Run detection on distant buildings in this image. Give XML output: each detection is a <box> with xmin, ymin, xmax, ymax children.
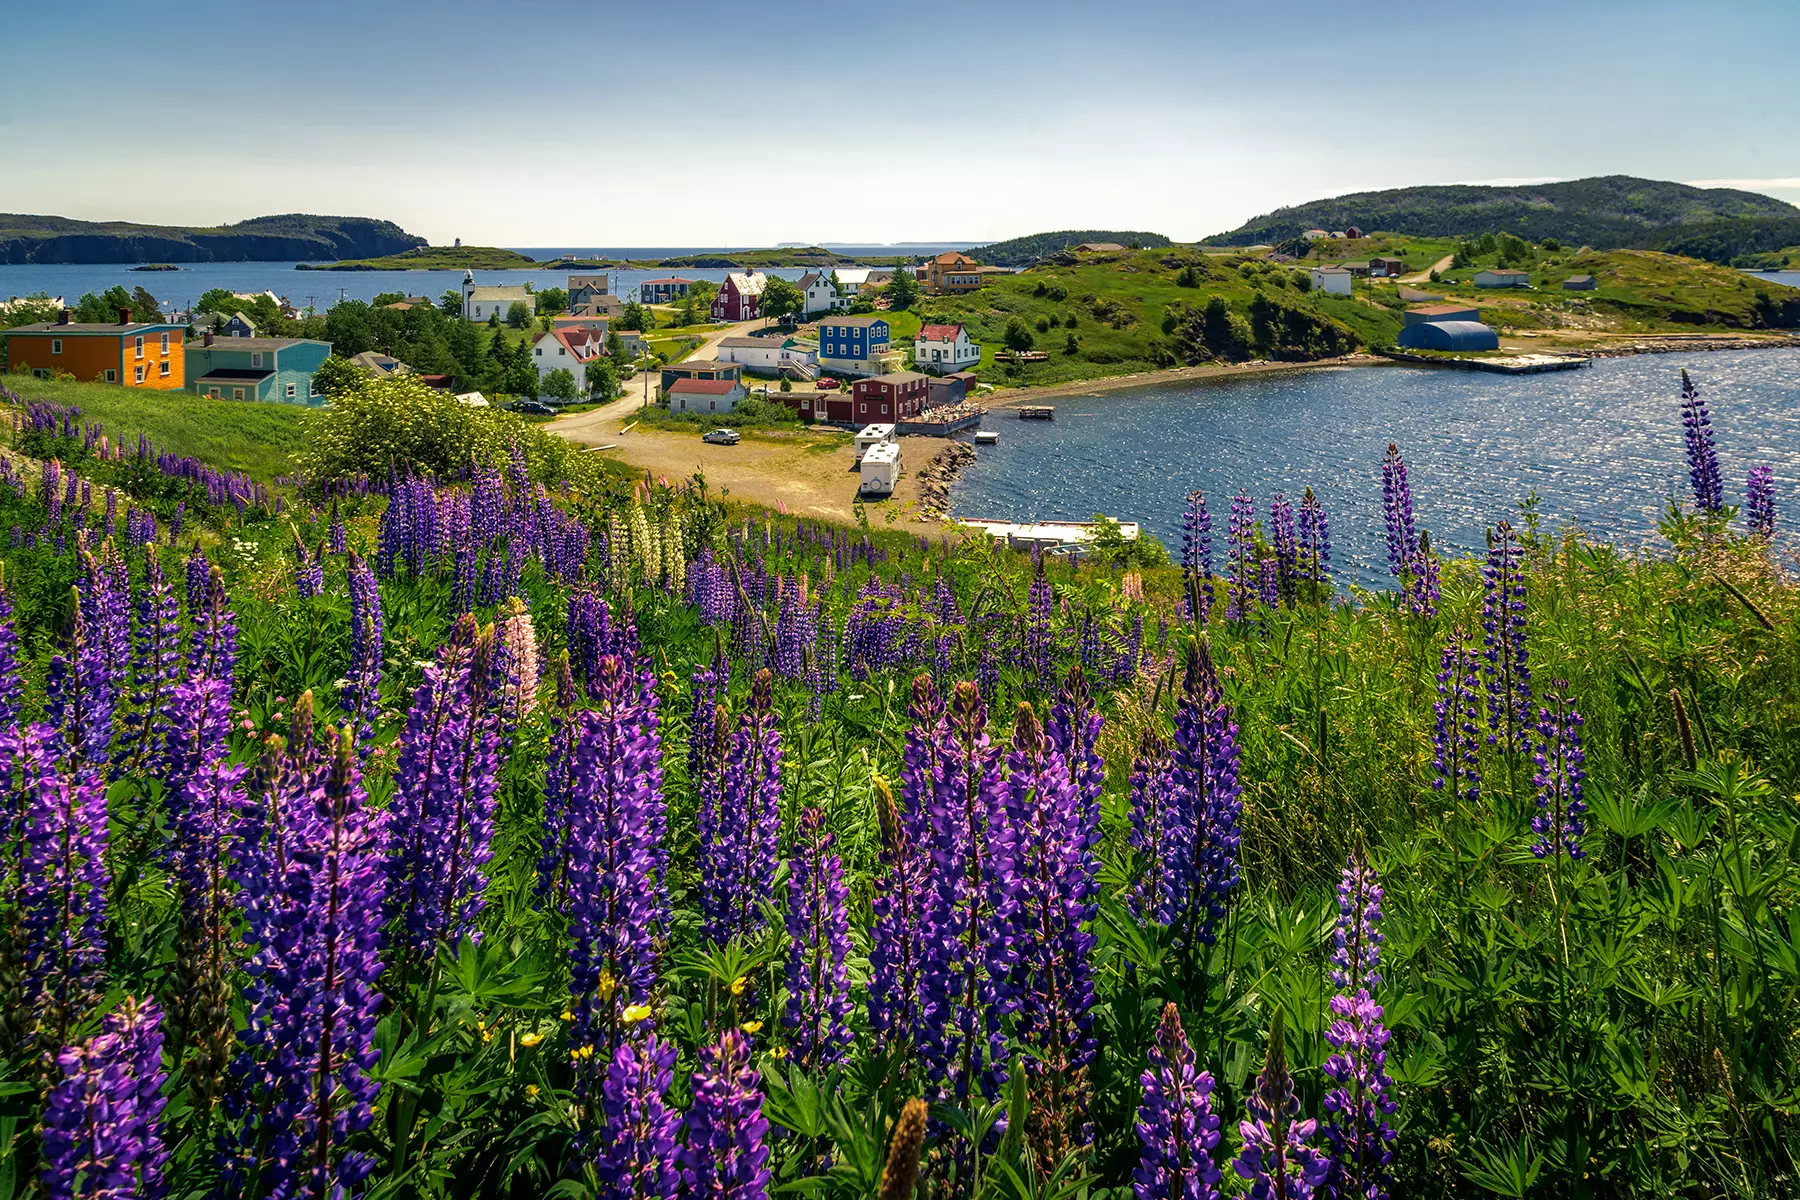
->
<box><xmin>924</xmin><ymin>252</ymin><xmax>982</xmax><ymax>294</ymax></box>
<box><xmin>223</xmin><ymin>313</ymin><xmax>258</xmax><ymax>338</ymax></box>
<box><xmin>4</xmin><ymin>310</ymin><xmax>185</xmax><ymax>388</ymax></box>
<box><xmin>1563</xmin><ymin>274</ymin><xmax>1596</xmax><ymax>291</ymax></box>
<box><xmin>1397</xmin><ymin>303</ymin><xmax>1499</xmax><ymax>351</ymax></box>
<box><xmin>1071</xmin><ymin>242</ymin><xmax>1125</xmax><ymax>253</ymax></box>
<box><xmin>349</xmin><ymin>350</ymin><xmax>411</xmax><ymax>376</ymax></box>
<box><xmin>1474</xmin><ymin>269</ymin><xmax>1531</xmax><ymax>288</ymax></box>
<box><xmin>668</xmin><ymin>377</ymin><xmax>746</xmax><ymax>413</ymax></box>
<box><xmin>1310</xmin><ymin>266</ymin><xmax>1353</xmax><ymax>296</ymax></box>
<box><xmin>639</xmin><ymin>277</ymin><xmax>696</xmax><ymax>304</ymax></box>
<box><xmin>799</xmin><ymin>271</ymin><xmax>845</xmax><ymax>316</ymax></box>
<box><xmin>660</xmin><ymin>359</ymin><xmax>742</xmax><ymax>394</ymax></box>
<box><xmin>188</xmin><ymin>334</ymin><xmax>331</xmax><ymax>404</ymax></box>
<box><xmin>914</xmin><ymin>323</ymin><xmax>981</xmax><ymax>374</ymax></box>
<box><xmin>711</xmin><ymin>271</ymin><xmax>767</xmax><ymax>321</ymax></box>
<box><xmin>461</xmin><ymin>271</ymin><xmax>532</xmax><ymax>321</ymax></box>
<box><xmin>1369</xmin><ymin>257</ymin><xmax>1407</xmax><ymax>277</ymax></box>
<box><xmin>567</xmin><ymin>274</ymin><xmax>609</xmax><ymax>312</ymax></box>
<box><xmin>816</xmin><ymin>315</ymin><xmax>899</xmax><ymax>377</ymax></box>
<box><xmin>532</xmin><ymin>328</ymin><xmax>604</xmax><ymax>391</ymax></box>
<box><xmin>850</xmin><ymin>371</ymin><xmax>929</xmax><ymax>423</ymax></box>
<box><xmin>1302</xmin><ymin>229</ymin><xmax>1330</xmax><ymax>241</ymax></box>
<box><xmin>716</xmin><ymin>335</ymin><xmax>818</xmax><ymax>378</ymax></box>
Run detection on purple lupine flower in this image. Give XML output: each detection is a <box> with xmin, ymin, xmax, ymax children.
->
<box><xmin>1133</xmin><ymin>1002</ymin><xmax>1222</xmax><ymax>1200</ymax></box>
<box><xmin>783</xmin><ymin>807</ymin><xmax>853</xmax><ymax>1070</ymax></box>
<box><xmin>1480</xmin><ymin>523</ymin><xmax>1532</xmax><ymax>753</ymax></box>
<box><xmin>118</xmin><ymin>553</ymin><xmax>184</xmax><ymax>775</ymax></box>
<box><xmin>342</xmin><ymin>552</ymin><xmax>383</xmax><ymax>748</ymax></box>
<box><xmin>1180</xmin><ymin>490</ymin><xmax>1213</xmax><ymax>624</ymax></box>
<box><xmin>566</xmin><ymin>654</ymin><xmax>668</xmax><ymax>1053</ymax></box>
<box><xmin>1258</xmin><ymin>558</ymin><xmax>1279</xmax><ymax>614</ymax></box>
<box><xmin>16</xmin><ymin>732</ymin><xmax>110</xmax><ymax>1048</ymax></box>
<box><xmin>1225</xmin><ymin>492</ymin><xmax>1256</xmax><ymax>623</ymax></box>
<box><xmin>1679</xmin><ymin>370</ymin><xmax>1724</xmax><ymax>513</ymax></box>
<box><xmin>1296</xmin><ymin>488</ymin><xmax>1332</xmax><ymax>594</ymax></box>
<box><xmin>383</xmin><ymin>617</ymin><xmax>500</xmax><ymax>964</ymax></box>
<box><xmin>1745</xmin><ymin>465</ymin><xmax>1775</xmax><ymax>537</ymax></box>
<box><xmin>1530</xmin><ymin>682</ymin><xmax>1587</xmax><ymax>860</ymax></box>
<box><xmin>868</xmin><ymin>677</ymin><xmax>942</xmax><ymax>1057</ymax></box>
<box><xmin>1380</xmin><ymin>444</ymin><xmax>1416</xmax><ymax>584</ymax></box>
<box><xmin>1431</xmin><ymin>628</ymin><xmax>1483</xmax><ymax>806</ymax></box>
<box><xmin>41</xmin><ymin>996</ymin><xmax>168</xmax><ymax>1200</ymax></box>
<box><xmin>1269</xmin><ymin>493</ymin><xmax>1297</xmax><ymax>606</ymax></box>
<box><xmin>47</xmin><ymin>578</ymin><xmax>116</xmax><ymax>770</ymax></box>
<box><xmin>539</xmin><ymin>655</ymin><xmax>581</xmax><ymax>901</ymax></box>
<box><xmin>1171</xmin><ymin>641</ymin><xmax>1242</xmax><ymax>947</ymax></box>
<box><xmin>1025</xmin><ymin>553</ymin><xmax>1055</xmax><ymax>686</ymax></box>
<box><xmin>328</xmin><ymin>502</ymin><xmax>347</xmax><ymax>555</ymax></box>
<box><xmin>996</xmin><ymin>704</ymin><xmax>1098</xmax><ymax>1149</ymax></box>
<box><xmin>234</xmin><ymin>729</ymin><xmax>385</xmax><ymax>1200</ymax></box>
<box><xmin>1233</xmin><ymin>1010</ymin><xmax>1329</xmax><ymax>1200</ymax></box>
<box><xmin>679</xmin><ymin>1030</ymin><xmax>771</xmax><ymax>1200</ymax></box>
<box><xmin>595</xmin><ymin>1033</ymin><xmax>682</xmax><ymax>1200</ymax></box>
<box><xmin>0</xmin><ymin>571</ymin><xmax>22</xmax><ymax>727</ymax></box>
<box><xmin>699</xmin><ymin>670</ymin><xmax>782</xmax><ymax>946</ymax></box>
<box><xmin>1322</xmin><ymin>848</ymin><xmax>1396</xmax><ymax>1200</ymax></box>
<box><xmin>293</xmin><ymin>532</ymin><xmax>323</xmax><ymax>600</ymax></box>
<box><xmin>184</xmin><ymin>545</ymin><xmax>209</xmax><ymax>628</ymax></box>
<box><xmin>1129</xmin><ymin>731</ymin><xmax>1186</xmax><ymax>925</ymax></box>
<box><xmin>189</xmin><ymin>564</ymin><xmax>238</xmax><ymax>686</ymax></box>
<box><xmin>921</xmin><ymin>681</ymin><xmax>1010</xmax><ymax>1110</ymax></box>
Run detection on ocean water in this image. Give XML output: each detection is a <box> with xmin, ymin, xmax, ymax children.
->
<box><xmin>0</xmin><ymin>261</ymin><xmax>817</xmax><ymax>311</ymax></box>
<box><xmin>950</xmin><ymin>348</ymin><xmax>1800</xmax><ymax>586</ymax></box>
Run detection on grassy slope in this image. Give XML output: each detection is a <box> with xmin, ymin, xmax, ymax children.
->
<box><xmin>1</xmin><ymin>373</ymin><xmax>306</xmax><ymax>481</ymax></box>
<box><xmin>302</xmin><ymin>246</ymin><xmax>538</xmax><ymax>271</ymax></box>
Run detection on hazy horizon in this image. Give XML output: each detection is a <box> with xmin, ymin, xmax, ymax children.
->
<box><xmin>5</xmin><ymin>0</ymin><xmax>1797</xmax><ymax>246</ymax></box>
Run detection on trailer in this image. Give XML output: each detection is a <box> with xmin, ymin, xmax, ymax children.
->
<box><xmin>854</xmin><ymin>423</ymin><xmax>896</xmax><ymax>462</ymax></box>
<box><xmin>859</xmin><ymin>441</ymin><xmax>900</xmax><ymax>496</ymax></box>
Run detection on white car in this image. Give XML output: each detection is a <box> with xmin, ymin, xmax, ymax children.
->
<box><xmin>702</xmin><ymin>428</ymin><xmax>740</xmax><ymax>445</ymax></box>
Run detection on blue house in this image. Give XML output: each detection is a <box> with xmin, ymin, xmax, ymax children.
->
<box><xmin>187</xmin><ymin>336</ymin><xmax>332</xmax><ymax>404</ymax></box>
<box><xmin>816</xmin><ymin>316</ymin><xmax>897</xmax><ymax>378</ymax></box>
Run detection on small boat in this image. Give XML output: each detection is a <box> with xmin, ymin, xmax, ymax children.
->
<box><xmin>974</xmin><ymin>430</ymin><xmax>999</xmax><ymax>445</ymax></box>
<box><xmin>1017</xmin><ymin>406</ymin><xmax>1055</xmax><ymax>420</ymax></box>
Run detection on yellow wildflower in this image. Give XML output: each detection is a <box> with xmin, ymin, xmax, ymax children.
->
<box><xmin>623</xmin><ymin>1004</ymin><xmax>653</xmax><ymax>1024</ymax></box>
<box><xmin>730</xmin><ymin>976</ymin><xmax>749</xmax><ymax>996</ymax></box>
<box><xmin>525</xmin><ymin>1084</ymin><xmax>540</xmax><ymax>1099</ymax></box>
<box><xmin>519</xmin><ymin>1030</ymin><xmax>545</xmax><ymax>1047</ymax></box>
<box><xmin>740</xmin><ymin>1020</ymin><xmax>763</xmax><ymax>1034</ymax></box>
<box><xmin>597</xmin><ymin>970</ymin><xmax>617</xmax><ymax>1000</ymax></box>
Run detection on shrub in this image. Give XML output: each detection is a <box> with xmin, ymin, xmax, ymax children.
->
<box><xmin>1003</xmin><ymin>317</ymin><xmax>1035</xmax><ymax>351</ymax></box>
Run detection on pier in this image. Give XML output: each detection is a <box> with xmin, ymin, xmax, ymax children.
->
<box><xmin>1382</xmin><ymin>350</ymin><xmax>1590</xmax><ymax>374</ymax></box>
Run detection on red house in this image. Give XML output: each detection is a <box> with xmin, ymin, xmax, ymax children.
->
<box><xmin>710</xmin><ymin>271</ymin><xmax>767</xmax><ymax>322</ymax></box>
<box><xmin>849</xmin><ymin>371</ymin><xmax>928</xmax><ymax>424</ymax></box>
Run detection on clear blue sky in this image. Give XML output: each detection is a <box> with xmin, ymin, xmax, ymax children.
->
<box><xmin>3</xmin><ymin>0</ymin><xmax>1795</xmax><ymax>246</ymax></box>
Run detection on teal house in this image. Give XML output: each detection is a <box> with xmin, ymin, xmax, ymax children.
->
<box><xmin>186</xmin><ymin>335</ymin><xmax>331</xmax><ymax>405</ymax></box>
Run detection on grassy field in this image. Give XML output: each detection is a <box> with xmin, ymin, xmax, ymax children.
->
<box><xmin>1</xmin><ymin>371</ymin><xmax>307</xmax><ymax>480</ymax></box>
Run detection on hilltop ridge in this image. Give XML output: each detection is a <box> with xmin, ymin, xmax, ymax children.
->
<box><xmin>0</xmin><ymin>213</ymin><xmax>425</xmax><ymax>264</ymax></box>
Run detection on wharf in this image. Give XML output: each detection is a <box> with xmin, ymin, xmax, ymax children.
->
<box><xmin>1017</xmin><ymin>405</ymin><xmax>1056</xmax><ymax>419</ymax></box>
<box><xmin>1383</xmin><ymin>350</ymin><xmax>1590</xmax><ymax>374</ymax></box>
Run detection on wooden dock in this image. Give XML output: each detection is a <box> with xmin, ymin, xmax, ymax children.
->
<box><xmin>1383</xmin><ymin>350</ymin><xmax>1590</xmax><ymax>374</ymax></box>
<box><xmin>1017</xmin><ymin>405</ymin><xmax>1055</xmax><ymax>420</ymax></box>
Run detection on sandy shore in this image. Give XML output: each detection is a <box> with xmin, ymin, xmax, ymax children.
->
<box><xmin>974</xmin><ymin>353</ymin><xmax>1391</xmax><ymax>409</ymax></box>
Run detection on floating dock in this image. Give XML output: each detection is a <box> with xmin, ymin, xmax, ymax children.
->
<box><xmin>974</xmin><ymin>430</ymin><xmax>999</xmax><ymax>445</ymax></box>
<box><xmin>1383</xmin><ymin>350</ymin><xmax>1590</xmax><ymax>374</ymax></box>
<box><xmin>956</xmin><ymin>517</ymin><xmax>1138</xmax><ymax>553</ymax></box>
<box><xmin>1017</xmin><ymin>405</ymin><xmax>1056</xmax><ymax>420</ymax></box>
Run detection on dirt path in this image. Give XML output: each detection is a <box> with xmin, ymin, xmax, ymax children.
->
<box><xmin>1398</xmin><ymin>254</ymin><xmax>1454</xmax><ymax>284</ymax></box>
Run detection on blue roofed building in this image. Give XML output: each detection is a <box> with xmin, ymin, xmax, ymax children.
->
<box><xmin>1397</xmin><ymin>320</ymin><xmax>1500</xmax><ymax>351</ymax></box>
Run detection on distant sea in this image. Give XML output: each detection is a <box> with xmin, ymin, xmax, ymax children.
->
<box><xmin>0</xmin><ymin>244</ymin><xmax>978</xmax><ymax>311</ymax></box>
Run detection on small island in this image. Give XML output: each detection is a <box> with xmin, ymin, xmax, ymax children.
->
<box><xmin>298</xmin><ymin>245</ymin><xmax>540</xmax><ymax>271</ymax></box>
<box><xmin>129</xmin><ymin>263</ymin><xmax>183</xmax><ymax>271</ymax></box>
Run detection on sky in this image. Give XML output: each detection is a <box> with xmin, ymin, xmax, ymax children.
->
<box><xmin>2</xmin><ymin>0</ymin><xmax>1797</xmax><ymax>248</ymax></box>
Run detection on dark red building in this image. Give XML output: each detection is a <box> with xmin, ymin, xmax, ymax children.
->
<box><xmin>849</xmin><ymin>371</ymin><xmax>928</xmax><ymax>424</ymax></box>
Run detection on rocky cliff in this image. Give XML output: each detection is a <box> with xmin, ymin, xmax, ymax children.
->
<box><xmin>0</xmin><ymin>214</ymin><xmax>426</xmax><ymax>264</ymax></box>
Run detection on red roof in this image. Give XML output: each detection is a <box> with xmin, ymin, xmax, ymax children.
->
<box><xmin>669</xmin><ymin>377</ymin><xmax>739</xmax><ymax>395</ymax></box>
<box><xmin>918</xmin><ymin>324</ymin><xmax>964</xmax><ymax>341</ymax></box>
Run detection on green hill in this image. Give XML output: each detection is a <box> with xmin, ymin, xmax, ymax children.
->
<box><xmin>299</xmin><ymin>245</ymin><xmax>538</xmax><ymax>271</ymax></box>
<box><xmin>0</xmin><ymin>213</ymin><xmax>424</xmax><ymax>265</ymax></box>
<box><xmin>967</xmin><ymin>230</ymin><xmax>1173</xmax><ymax>267</ymax></box>
<box><xmin>1212</xmin><ymin>176</ymin><xmax>1797</xmax><ymax>249</ymax></box>
<box><xmin>1640</xmin><ymin>215</ymin><xmax>1800</xmax><ymax>267</ymax></box>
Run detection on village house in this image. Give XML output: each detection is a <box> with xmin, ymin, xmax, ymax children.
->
<box><xmin>553</xmin><ymin>313</ymin><xmax>609</xmax><ymax>336</ymax></box>
<box><xmin>1302</xmin><ymin>229</ymin><xmax>1330</xmax><ymax>241</ymax></box>
<box><xmin>711</xmin><ymin>271</ymin><xmax>768</xmax><ymax>321</ymax></box>
<box><xmin>638</xmin><ymin>277</ymin><xmax>696</xmax><ymax>304</ymax></box>
<box><xmin>3</xmin><ymin>309</ymin><xmax>186</xmax><ymax>388</ymax></box>
<box><xmin>531</xmin><ymin>327</ymin><xmax>605</xmax><ymax>392</ymax></box>
<box><xmin>1563</xmin><ymin>275</ymin><xmax>1596</xmax><ymax>291</ymax></box>
<box><xmin>223</xmin><ymin>313</ymin><xmax>259</xmax><ymax>338</ymax></box>
<box><xmin>1369</xmin><ymin>257</ymin><xmax>1407</xmax><ymax>277</ymax></box>
<box><xmin>928</xmin><ymin>371</ymin><xmax>979</xmax><ymax>409</ymax></box>
<box><xmin>567</xmin><ymin>274</ymin><xmax>609</xmax><ymax>312</ymax></box>
<box><xmin>1072</xmin><ymin>242</ymin><xmax>1126</xmax><ymax>253</ymax></box>
<box><xmin>461</xmin><ymin>271</ymin><xmax>533</xmax><ymax>321</ymax></box>
<box><xmin>1474</xmin><ymin>269</ymin><xmax>1531</xmax><ymax>288</ymax></box>
<box><xmin>923</xmin><ymin>251</ymin><xmax>982</xmax><ymax>294</ymax></box>
<box><xmin>1397</xmin><ymin>304</ymin><xmax>1498</xmax><ymax>351</ymax></box>
<box><xmin>914</xmin><ymin>323</ymin><xmax>981</xmax><ymax>374</ymax></box>
<box><xmin>715</xmin><ymin>335</ymin><xmax>818</xmax><ymax>378</ymax></box>
<box><xmin>816</xmin><ymin>315</ymin><xmax>900</xmax><ymax>378</ymax></box>
<box><xmin>381</xmin><ymin>296</ymin><xmax>434</xmax><ymax>311</ymax></box>
<box><xmin>848</xmin><ymin>371</ymin><xmax>929</xmax><ymax>424</ymax></box>
<box><xmin>1309</xmin><ymin>266</ymin><xmax>1353</xmax><ymax>296</ymax></box>
<box><xmin>1344</xmin><ymin>226</ymin><xmax>1365</xmax><ymax>239</ymax></box>
<box><xmin>668</xmin><ymin>376</ymin><xmax>747</xmax><ymax>414</ymax></box>
<box><xmin>1338</xmin><ymin>260</ymin><xmax>1373</xmax><ymax>278</ymax></box>
<box><xmin>799</xmin><ymin>271</ymin><xmax>845</xmax><ymax>316</ymax></box>
<box><xmin>349</xmin><ymin>350</ymin><xmax>410</xmax><ymax>376</ymax></box>
<box><xmin>187</xmin><ymin>333</ymin><xmax>331</xmax><ymax>404</ymax></box>
<box><xmin>660</xmin><ymin>358</ymin><xmax>742</xmax><ymax>394</ymax></box>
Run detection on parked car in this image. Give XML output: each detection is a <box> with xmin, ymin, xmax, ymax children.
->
<box><xmin>815</xmin><ymin>377</ymin><xmax>841</xmax><ymax>390</ymax></box>
<box><xmin>510</xmin><ymin>400</ymin><xmax>556</xmax><ymax>415</ymax></box>
<box><xmin>702</xmin><ymin>428</ymin><xmax>741</xmax><ymax>445</ymax></box>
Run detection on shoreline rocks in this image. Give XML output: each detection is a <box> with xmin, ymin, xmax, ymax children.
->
<box><xmin>914</xmin><ymin>441</ymin><xmax>974</xmax><ymax>519</ymax></box>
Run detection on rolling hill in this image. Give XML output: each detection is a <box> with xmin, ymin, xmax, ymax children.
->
<box><xmin>1211</xmin><ymin>176</ymin><xmax>1797</xmax><ymax>248</ymax></box>
<box><xmin>0</xmin><ymin>213</ymin><xmax>425</xmax><ymax>264</ymax></box>
<box><xmin>967</xmin><ymin>230</ymin><xmax>1173</xmax><ymax>266</ymax></box>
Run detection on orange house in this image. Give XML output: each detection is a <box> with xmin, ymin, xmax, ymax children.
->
<box><xmin>4</xmin><ymin>310</ymin><xmax>186</xmax><ymax>390</ymax></box>
<box><xmin>924</xmin><ymin>251</ymin><xmax>983</xmax><ymax>295</ymax></box>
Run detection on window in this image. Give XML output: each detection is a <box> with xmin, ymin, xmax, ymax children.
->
<box><xmin>134</xmin><ymin>365</ymin><xmax>145</xmax><ymax>382</ymax></box>
<box><xmin>105</xmin><ymin>369</ymin><xmax>117</xmax><ymax>382</ymax></box>
<box><xmin>252</xmin><ymin>353</ymin><xmax>263</xmax><ymax>368</ymax></box>
<box><xmin>309</xmin><ymin>379</ymin><xmax>319</xmax><ymax>397</ymax></box>
<box><xmin>51</xmin><ymin>339</ymin><xmax>62</xmax><ymax>354</ymax></box>
<box><xmin>160</xmin><ymin>332</ymin><xmax>170</xmax><ymax>353</ymax></box>
<box><xmin>881</xmin><ymin>404</ymin><xmax>888</xmax><ymax>415</ymax></box>
<box><xmin>32</xmin><ymin>368</ymin><xmax>49</xmax><ymax>380</ymax></box>
<box><xmin>159</xmin><ymin>361</ymin><xmax>170</xmax><ymax>377</ymax></box>
<box><xmin>233</xmin><ymin>388</ymin><xmax>244</xmax><ymax>401</ymax></box>
<box><xmin>208</xmin><ymin>387</ymin><xmax>220</xmax><ymax>397</ymax></box>
<box><xmin>134</xmin><ymin>336</ymin><xmax>144</xmax><ymax>359</ymax></box>
<box><xmin>286</xmin><ymin>383</ymin><xmax>298</xmax><ymax>398</ymax></box>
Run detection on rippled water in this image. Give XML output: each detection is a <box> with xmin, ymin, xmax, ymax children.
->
<box><xmin>950</xmin><ymin>348</ymin><xmax>1800</xmax><ymax>585</ymax></box>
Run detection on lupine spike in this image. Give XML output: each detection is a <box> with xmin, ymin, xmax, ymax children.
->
<box><xmin>1530</xmin><ymin>682</ymin><xmax>1587</xmax><ymax>860</ymax></box>
<box><xmin>1679</xmin><ymin>369</ymin><xmax>1724</xmax><ymax>513</ymax></box>
<box><xmin>1322</xmin><ymin>847</ymin><xmax>1397</xmax><ymax>1200</ymax></box>
<box><xmin>40</xmin><ymin>996</ymin><xmax>169</xmax><ymax>1200</ymax></box>
<box><xmin>1480</xmin><ymin>523</ymin><xmax>1532</xmax><ymax>753</ymax></box>
<box><xmin>1432</xmin><ymin>627</ymin><xmax>1483</xmax><ymax>806</ymax></box>
<box><xmin>1133</xmin><ymin>1002</ymin><xmax>1222</xmax><ymax>1200</ymax></box>
<box><xmin>1233</xmin><ymin>1009</ymin><xmax>1329</xmax><ymax>1200</ymax></box>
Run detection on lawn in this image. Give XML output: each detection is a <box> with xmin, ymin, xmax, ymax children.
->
<box><xmin>0</xmin><ymin>371</ymin><xmax>307</xmax><ymax>481</ymax></box>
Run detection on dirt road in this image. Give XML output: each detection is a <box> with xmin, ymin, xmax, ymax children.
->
<box><xmin>1398</xmin><ymin>254</ymin><xmax>1454</xmax><ymax>284</ymax></box>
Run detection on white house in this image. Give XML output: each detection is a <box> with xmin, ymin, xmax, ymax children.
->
<box><xmin>913</xmin><ymin>323</ymin><xmax>981</xmax><ymax>374</ymax></box>
<box><xmin>828</xmin><ymin>267</ymin><xmax>874</xmax><ymax>295</ymax></box>
<box><xmin>799</xmin><ymin>271</ymin><xmax>847</xmax><ymax>316</ymax></box>
<box><xmin>531</xmin><ymin>328</ymin><xmax>603</xmax><ymax>390</ymax></box>
<box><xmin>1474</xmin><ymin>269</ymin><xmax>1531</xmax><ymax>288</ymax></box>
<box><xmin>1310</xmin><ymin>267</ymin><xmax>1353</xmax><ymax>296</ymax></box>
<box><xmin>462</xmin><ymin>270</ymin><xmax>534</xmax><ymax>322</ymax></box>
<box><xmin>716</xmin><ymin>335</ymin><xmax>819</xmax><ymax>377</ymax></box>
<box><xmin>668</xmin><ymin>377</ymin><xmax>747</xmax><ymax>413</ymax></box>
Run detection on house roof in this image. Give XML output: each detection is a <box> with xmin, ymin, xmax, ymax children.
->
<box><xmin>917</xmin><ymin>324</ymin><xmax>965</xmax><ymax>341</ymax></box>
<box><xmin>194</xmin><ymin>369</ymin><xmax>274</xmax><ymax>383</ymax></box>
<box><xmin>829</xmin><ymin>268</ymin><xmax>872</xmax><ymax>286</ymax></box>
<box><xmin>349</xmin><ymin>351</ymin><xmax>409</xmax><ymax>373</ymax></box>
<box><xmin>8</xmin><ymin>321</ymin><xmax>183</xmax><ymax>335</ymax></box>
<box><xmin>1338</xmin><ymin>260</ymin><xmax>1372</xmax><ymax>269</ymax></box>
<box><xmin>669</xmin><ymin>377</ymin><xmax>741</xmax><ymax>395</ymax></box>
<box><xmin>797</xmin><ymin>272</ymin><xmax>824</xmax><ymax>288</ymax></box>
<box><xmin>1312</xmin><ymin>267</ymin><xmax>1351</xmax><ymax>275</ymax></box>
<box><xmin>864</xmin><ymin>371</ymin><xmax>928</xmax><ymax>385</ymax></box>
<box><xmin>820</xmin><ymin>316</ymin><xmax>887</xmax><ymax>328</ymax></box>
<box><xmin>724</xmin><ymin>272</ymin><xmax>767</xmax><ymax>295</ymax></box>
<box><xmin>930</xmin><ymin>251</ymin><xmax>977</xmax><ymax>266</ymax></box>
<box><xmin>1074</xmin><ymin>242</ymin><xmax>1125</xmax><ymax>252</ymax></box>
<box><xmin>194</xmin><ymin>337</ymin><xmax>324</xmax><ymax>352</ymax></box>
<box><xmin>538</xmin><ymin>329</ymin><xmax>601</xmax><ymax>359</ymax></box>
<box><xmin>1407</xmin><ymin>304</ymin><xmax>1477</xmax><ymax>316</ymax></box>
<box><xmin>664</xmin><ymin>358</ymin><xmax>736</xmax><ymax>372</ymax></box>
<box><xmin>1564</xmin><ymin>274</ymin><xmax>1595</xmax><ymax>283</ymax></box>
<box><xmin>467</xmin><ymin>286</ymin><xmax>532</xmax><ymax>301</ymax></box>
<box><xmin>641</xmin><ymin>276</ymin><xmax>696</xmax><ymax>285</ymax></box>
<box><xmin>718</xmin><ymin>336</ymin><xmax>780</xmax><ymax>349</ymax></box>
<box><xmin>1477</xmin><ymin>268</ymin><xmax>1530</xmax><ymax>276</ymax></box>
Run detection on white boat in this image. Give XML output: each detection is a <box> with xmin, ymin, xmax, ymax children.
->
<box><xmin>974</xmin><ymin>430</ymin><xmax>999</xmax><ymax>445</ymax></box>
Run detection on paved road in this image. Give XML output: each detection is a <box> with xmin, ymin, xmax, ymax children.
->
<box><xmin>548</xmin><ymin>316</ymin><xmax>768</xmax><ymax>444</ymax></box>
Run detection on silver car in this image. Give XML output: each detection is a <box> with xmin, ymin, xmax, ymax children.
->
<box><xmin>702</xmin><ymin>428</ymin><xmax>740</xmax><ymax>445</ymax></box>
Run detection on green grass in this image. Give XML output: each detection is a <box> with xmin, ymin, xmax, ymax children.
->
<box><xmin>1</xmin><ymin>372</ymin><xmax>306</xmax><ymax>481</ymax></box>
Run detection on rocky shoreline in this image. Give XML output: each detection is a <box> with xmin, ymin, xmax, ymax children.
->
<box><xmin>913</xmin><ymin>441</ymin><xmax>975</xmax><ymax>519</ymax></box>
<box><xmin>1580</xmin><ymin>334</ymin><xmax>1800</xmax><ymax>358</ymax></box>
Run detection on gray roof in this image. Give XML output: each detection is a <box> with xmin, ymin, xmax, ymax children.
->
<box><xmin>195</xmin><ymin>368</ymin><xmax>275</xmax><ymax>382</ymax></box>
<box><xmin>1397</xmin><ymin>320</ymin><xmax>1499</xmax><ymax>351</ymax></box>
<box><xmin>819</xmin><ymin>316</ymin><xmax>887</xmax><ymax>328</ymax></box>
<box><xmin>865</xmin><ymin>371</ymin><xmax>928</xmax><ymax>384</ymax></box>
<box><xmin>718</xmin><ymin>336</ymin><xmax>781</xmax><ymax>348</ymax></box>
<box><xmin>194</xmin><ymin>337</ymin><xmax>325</xmax><ymax>352</ymax></box>
<box><xmin>8</xmin><ymin>321</ymin><xmax>182</xmax><ymax>334</ymax></box>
